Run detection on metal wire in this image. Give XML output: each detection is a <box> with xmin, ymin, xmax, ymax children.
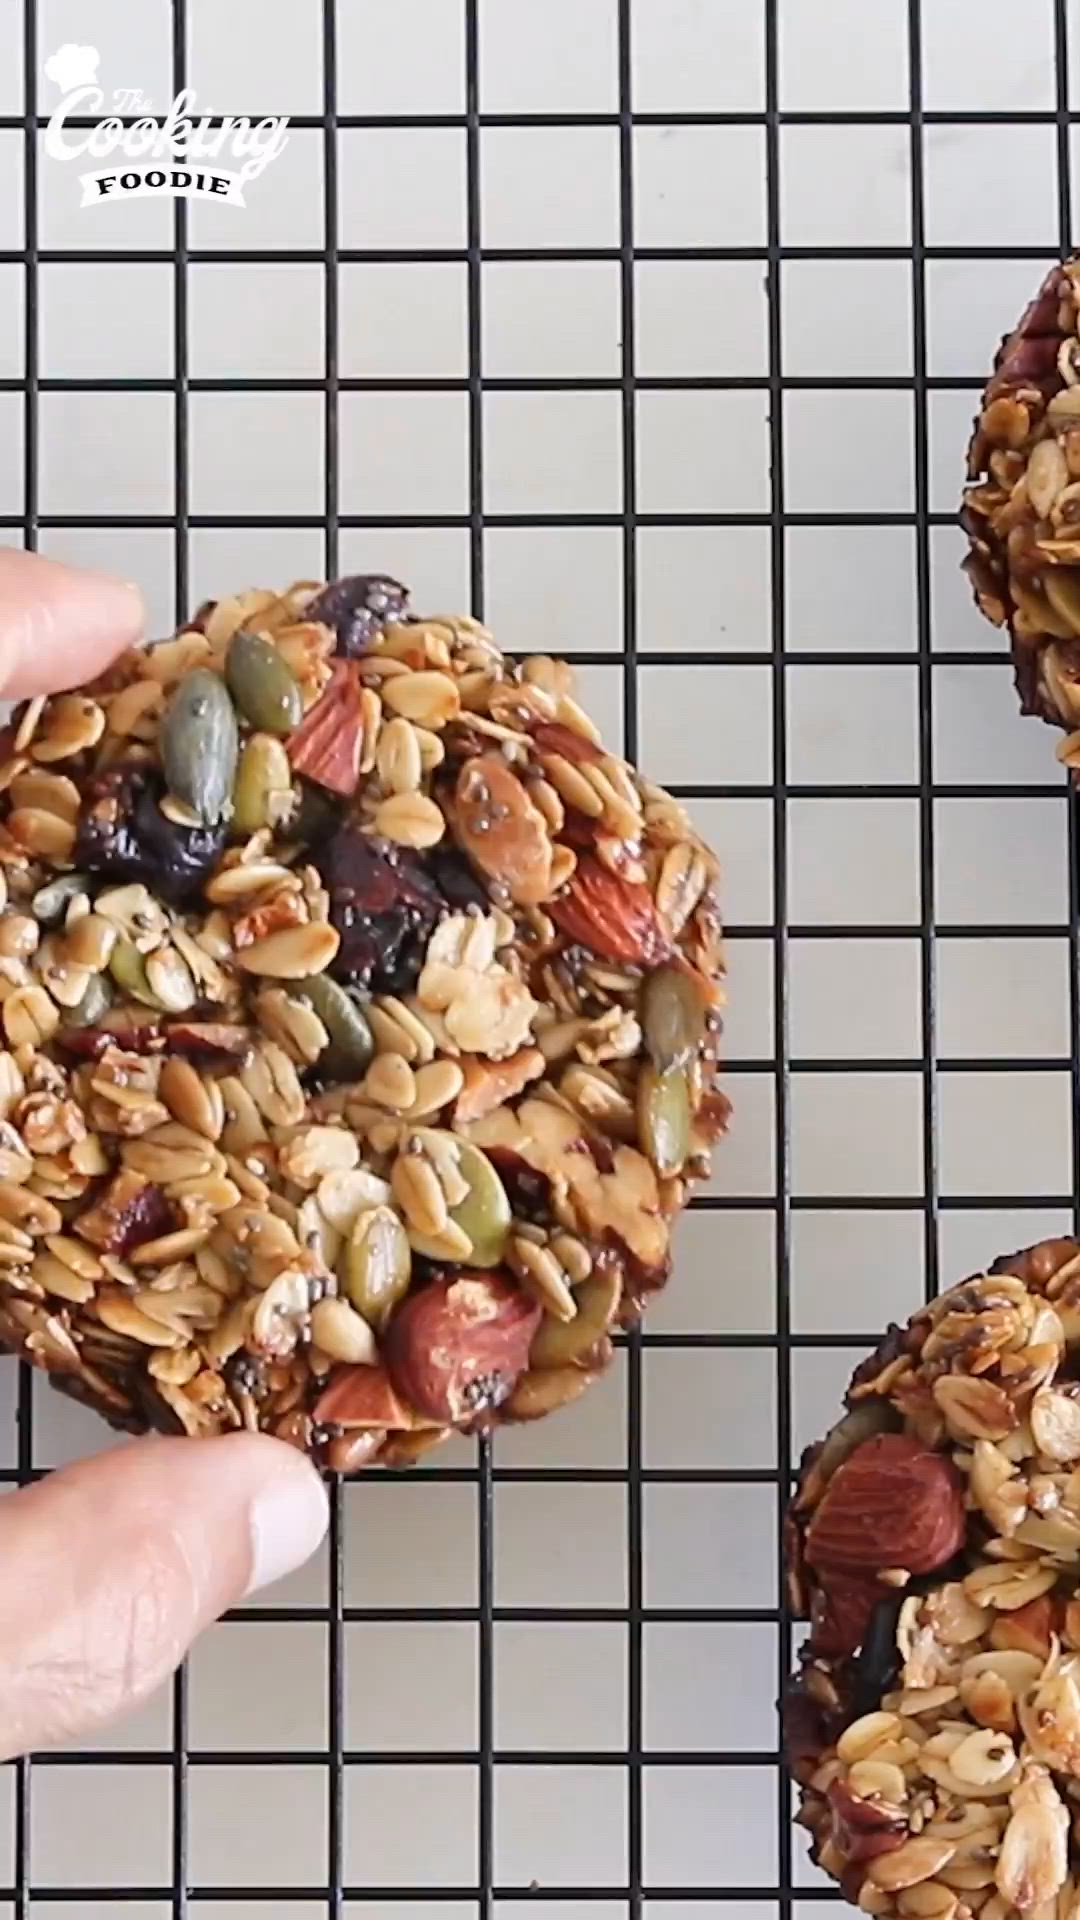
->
<box><xmin>8</xmin><ymin>0</ymin><xmax>1079</xmax><ymax>1908</ymax></box>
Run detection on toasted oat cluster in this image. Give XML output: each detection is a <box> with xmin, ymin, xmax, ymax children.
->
<box><xmin>963</xmin><ymin>255</ymin><xmax>1080</xmax><ymax>755</ymax></box>
<box><xmin>0</xmin><ymin>574</ymin><xmax>726</xmax><ymax>1468</ymax></box>
<box><xmin>785</xmin><ymin>1236</ymin><xmax>1080</xmax><ymax>1920</ymax></box>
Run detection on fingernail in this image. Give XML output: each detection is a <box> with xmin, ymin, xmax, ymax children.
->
<box><xmin>246</xmin><ymin>1459</ymin><xmax>329</xmax><ymax>1596</ymax></box>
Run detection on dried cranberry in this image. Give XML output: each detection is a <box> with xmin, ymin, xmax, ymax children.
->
<box><xmin>827</xmin><ymin>1780</ymin><xmax>906</xmax><ymax>1863</ymax></box>
<box><xmin>74</xmin><ymin>769</ymin><xmax>226</xmax><ymax>907</ymax></box>
<box><xmin>314</xmin><ymin>824</ymin><xmax>443</xmax><ymax>993</ymax></box>
<box><xmin>425</xmin><ymin>845</ymin><xmax>491</xmax><ymax>914</ymax></box>
<box><xmin>306</xmin><ymin>574</ymin><xmax>410</xmax><ymax>659</ymax></box>
<box><xmin>780</xmin><ymin>1679</ymin><xmax>830</xmax><ymax>1773</ymax></box>
<box><xmin>56</xmin><ymin>1024</ymin><xmax>163</xmax><ymax>1061</ymax></box>
<box><xmin>164</xmin><ymin>1022</ymin><xmax>253</xmax><ymax>1064</ymax></box>
<box><xmin>114</xmin><ymin>1182</ymin><xmax>177</xmax><ymax>1257</ymax></box>
<box><xmin>484</xmin><ymin>1148</ymin><xmax>551</xmax><ymax>1223</ymax></box>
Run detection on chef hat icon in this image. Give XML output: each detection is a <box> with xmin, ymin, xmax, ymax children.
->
<box><xmin>43</xmin><ymin>44</ymin><xmax>100</xmax><ymax>92</ymax></box>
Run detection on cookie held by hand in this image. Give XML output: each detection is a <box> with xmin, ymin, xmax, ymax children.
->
<box><xmin>0</xmin><ymin>574</ymin><xmax>727</xmax><ymax>1468</ymax></box>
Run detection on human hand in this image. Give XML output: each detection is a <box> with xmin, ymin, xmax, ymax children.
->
<box><xmin>0</xmin><ymin>549</ymin><xmax>329</xmax><ymax>1759</ymax></box>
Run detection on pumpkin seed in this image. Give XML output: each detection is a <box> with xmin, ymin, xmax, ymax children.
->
<box><xmin>642</xmin><ymin>964</ymin><xmax>706</xmax><ymax>1073</ymax></box>
<box><xmin>109</xmin><ymin>937</ymin><xmax>162</xmax><ymax>1008</ymax></box>
<box><xmin>145</xmin><ymin>945</ymin><xmax>197</xmax><ymax>1013</ymax></box>
<box><xmin>531</xmin><ymin>1264</ymin><xmax>622</xmax><ymax>1369</ymax></box>
<box><xmin>60</xmin><ymin>970</ymin><xmax>113</xmax><ymax>1028</ymax></box>
<box><xmin>340</xmin><ymin>1204</ymin><xmax>411</xmax><ymax>1328</ymax></box>
<box><xmin>413</xmin><ymin>1130</ymin><xmax>510</xmax><ymax>1269</ymax></box>
<box><xmin>1044</xmin><ymin>568</ymin><xmax>1080</xmax><ymax>637</ymax></box>
<box><xmin>226</xmin><ymin>629</ymin><xmax>303</xmax><ymax>735</ymax></box>
<box><xmin>508</xmin><ymin>1363</ymin><xmax>601</xmax><ymax>1421</ymax></box>
<box><xmin>232</xmin><ymin>733</ymin><xmax>294</xmax><ymax>835</ymax></box>
<box><xmin>291</xmin><ymin>973</ymin><xmax>374</xmax><ymax>1076</ymax></box>
<box><xmin>161</xmin><ymin>668</ymin><xmax>239</xmax><ymax>825</ymax></box>
<box><xmin>637</xmin><ymin>1061</ymin><xmax>690</xmax><ymax>1177</ymax></box>
<box><xmin>451</xmin><ymin>1142</ymin><xmax>511</xmax><ymax>1266</ymax></box>
<box><xmin>32</xmin><ymin>872</ymin><xmax>91</xmax><ymax>924</ymax></box>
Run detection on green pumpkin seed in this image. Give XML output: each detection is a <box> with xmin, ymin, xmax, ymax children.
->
<box><xmin>1044</xmin><ymin>569</ymin><xmax>1080</xmax><ymax>638</ymax></box>
<box><xmin>32</xmin><ymin>873</ymin><xmax>90</xmax><ymax>924</ymax></box>
<box><xmin>642</xmin><ymin>964</ymin><xmax>706</xmax><ymax>1074</ymax></box>
<box><xmin>340</xmin><ymin>1204</ymin><xmax>411</xmax><ymax>1328</ymax></box>
<box><xmin>531</xmin><ymin>1265</ymin><xmax>622</xmax><ymax>1370</ymax></box>
<box><xmin>108</xmin><ymin>938</ymin><xmax>161</xmax><ymax>1009</ymax></box>
<box><xmin>637</xmin><ymin>1061</ymin><xmax>690</xmax><ymax>1178</ymax></box>
<box><xmin>414</xmin><ymin>1131</ymin><xmax>510</xmax><ymax>1269</ymax></box>
<box><xmin>61</xmin><ymin>970</ymin><xmax>113</xmax><ymax>1028</ymax></box>
<box><xmin>226</xmin><ymin>629</ymin><xmax>303</xmax><ymax>735</ymax></box>
<box><xmin>233</xmin><ymin>733</ymin><xmax>294</xmax><ymax>835</ymax></box>
<box><xmin>161</xmin><ymin>669</ymin><xmax>238</xmax><ymax>825</ymax></box>
<box><xmin>291</xmin><ymin>974</ymin><xmax>375</xmax><ymax>1076</ymax></box>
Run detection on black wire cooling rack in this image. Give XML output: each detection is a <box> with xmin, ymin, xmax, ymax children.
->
<box><xmin>5</xmin><ymin>0</ymin><xmax>1080</xmax><ymax>1911</ymax></box>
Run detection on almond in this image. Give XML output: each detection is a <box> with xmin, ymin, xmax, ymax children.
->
<box><xmin>805</xmin><ymin>1433</ymin><xmax>966</xmax><ymax>1579</ymax></box>
<box><xmin>383</xmin><ymin>1269</ymin><xmax>541</xmax><ymax>1425</ymax></box>
<box><xmin>808</xmin><ymin>1572</ymin><xmax>886</xmax><ymax>1658</ymax></box>
<box><xmin>549</xmin><ymin>856</ymin><xmax>673</xmax><ymax>968</ymax></box>
<box><xmin>533</xmin><ymin>721</ymin><xmax>605</xmax><ymax>765</ymax></box>
<box><xmin>313</xmin><ymin>1361</ymin><xmax>413</xmax><ymax>1431</ymax></box>
<box><xmin>453</xmin><ymin>755</ymin><xmax>553</xmax><ymax>906</ymax></box>
<box><xmin>287</xmin><ymin>662</ymin><xmax>365</xmax><ymax>794</ymax></box>
<box><xmin>989</xmin><ymin>1595</ymin><xmax>1059</xmax><ymax>1660</ymax></box>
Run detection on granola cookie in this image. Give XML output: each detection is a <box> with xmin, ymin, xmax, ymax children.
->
<box><xmin>963</xmin><ymin>256</ymin><xmax>1080</xmax><ymax>756</ymax></box>
<box><xmin>784</xmin><ymin>1235</ymin><xmax>1080</xmax><ymax>1918</ymax></box>
<box><xmin>0</xmin><ymin>574</ymin><xmax>727</xmax><ymax>1468</ymax></box>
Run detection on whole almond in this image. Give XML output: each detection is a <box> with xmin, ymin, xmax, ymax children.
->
<box><xmin>804</xmin><ymin>1433</ymin><xmax>966</xmax><ymax>1579</ymax></box>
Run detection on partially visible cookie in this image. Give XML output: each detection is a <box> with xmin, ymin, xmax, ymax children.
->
<box><xmin>963</xmin><ymin>257</ymin><xmax>1080</xmax><ymax>754</ymax></box>
<box><xmin>785</xmin><ymin>1234</ymin><xmax>1080</xmax><ymax>1916</ymax></box>
<box><xmin>0</xmin><ymin>574</ymin><xmax>727</xmax><ymax>1467</ymax></box>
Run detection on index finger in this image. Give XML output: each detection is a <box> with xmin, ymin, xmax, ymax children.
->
<box><xmin>0</xmin><ymin>548</ymin><xmax>144</xmax><ymax>700</ymax></box>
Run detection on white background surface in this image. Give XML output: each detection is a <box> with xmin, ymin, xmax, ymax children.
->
<box><xmin>0</xmin><ymin>0</ymin><xmax>1076</xmax><ymax>1910</ymax></box>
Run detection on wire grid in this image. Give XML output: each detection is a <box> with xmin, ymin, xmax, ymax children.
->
<box><xmin>3</xmin><ymin>0</ymin><xmax>1080</xmax><ymax>1911</ymax></box>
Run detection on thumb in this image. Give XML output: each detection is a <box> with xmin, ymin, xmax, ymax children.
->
<box><xmin>0</xmin><ymin>1432</ymin><xmax>328</xmax><ymax>1759</ymax></box>
<box><xmin>0</xmin><ymin>547</ymin><xmax>144</xmax><ymax>699</ymax></box>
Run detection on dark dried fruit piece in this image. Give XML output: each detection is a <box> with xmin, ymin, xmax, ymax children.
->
<box><xmin>383</xmin><ymin>1269</ymin><xmax>541</xmax><ymax>1425</ymax></box>
<box><xmin>549</xmin><ymin>856</ymin><xmax>673</xmax><ymax>967</ymax></box>
<box><xmin>74</xmin><ymin>769</ymin><xmax>227</xmax><ymax>907</ymax></box>
<box><xmin>163</xmin><ymin>1022</ymin><xmax>253</xmax><ymax>1063</ymax></box>
<box><xmin>314</xmin><ymin>823</ymin><xmax>443</xmax><ymax>993</ymax></box>
<box><xmin>75</xmin><ymin>1169</ymin><xmax>176</xmax><ymax>1256</ymax></box>
<box><xmin>826</xmin><ymin>1781</ymin><xmax>906</xmax><ymax>1864</ymax></box>
<box><xmin>305</xmin><ymin>574</ymin><xmax>409</xmax><ymax>659</ymax></box>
